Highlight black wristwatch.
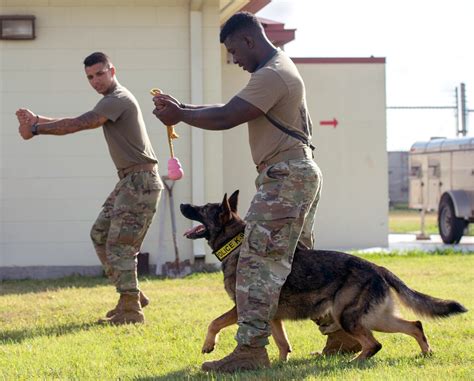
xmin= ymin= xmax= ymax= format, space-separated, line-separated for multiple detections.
xmin=31 ymin=123 xmax=39 ymax=136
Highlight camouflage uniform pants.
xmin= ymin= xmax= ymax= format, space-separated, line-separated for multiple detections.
xmin=235 ymin=158 xmax=323 ymax=347
xmin=90 ymin=170 xmax=163 ymax=295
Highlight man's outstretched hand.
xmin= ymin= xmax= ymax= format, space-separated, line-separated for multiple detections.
xmin=16 ymin=108 xmax=35 ymax=140
xmin=16 ymin=108 xmax=35 ymax=124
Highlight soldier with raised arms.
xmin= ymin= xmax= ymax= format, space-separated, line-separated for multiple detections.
xmin=17 ymin=52 xmax=163 ymax=325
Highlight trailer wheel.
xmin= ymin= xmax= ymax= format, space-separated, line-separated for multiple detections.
xmin=438 ymin=195 xmax=466 ymax=244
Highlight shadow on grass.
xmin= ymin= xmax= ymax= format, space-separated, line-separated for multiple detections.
xmin=0 ymin=321 xmax=99 ymax=344
xmin=133 ymin=355 xmax=377 ymax=381
xmin=0 ymin=276 xmax=108 ymax=296
xmin=0 ymin=275 xmax=159 ymax=296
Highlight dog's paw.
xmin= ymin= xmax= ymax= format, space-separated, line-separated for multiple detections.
xmin=201 ymin=342 xmax=216 ymax=354
xmin=279 ymin=352 xmax=290 ymax=362
xmin=421 ymin=349 xmax=433 ymax=357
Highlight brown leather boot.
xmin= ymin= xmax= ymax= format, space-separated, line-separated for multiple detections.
xmin=99 ymin=293 xmax=144 ymax=325
xmin=201 ymin=345 xmax=270 ymax=373
xmin=105 ymin=291 xmax=149 ymax=318
xmin=321 ymin=329 xmax=362 ymax=355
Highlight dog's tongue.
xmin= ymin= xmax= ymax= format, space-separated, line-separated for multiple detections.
xmin=184 ymin=224 xmax=206 ymax=238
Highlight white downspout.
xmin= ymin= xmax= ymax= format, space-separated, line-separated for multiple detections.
xmin=190 ymin=1 xmax=206 ymax=258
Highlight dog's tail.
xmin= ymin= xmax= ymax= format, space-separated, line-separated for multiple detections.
xmin=379 ymin=266 xmax=467 ymax=318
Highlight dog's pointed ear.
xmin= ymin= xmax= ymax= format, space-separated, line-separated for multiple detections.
xmin=220 ymin=193 xmax=232 ymax=223
xmin=221 ymin=193 xmax=231 ymax=214
xmin=228 ymin=190 xmax=239 ymax=212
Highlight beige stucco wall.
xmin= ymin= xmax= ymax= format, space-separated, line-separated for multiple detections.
xmin=0 ymin=0 xmax=224 ymax=275
xmin=297 ymin=62 xmax=388 ymax=249
xmin=1 ymin=1 xmax=387 ymax=278
xmin=221 ymin=54 xmax=389 ymax=250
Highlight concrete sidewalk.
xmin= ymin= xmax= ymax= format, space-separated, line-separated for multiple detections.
xmin=359 ymin=234 xmax=474 ymax=253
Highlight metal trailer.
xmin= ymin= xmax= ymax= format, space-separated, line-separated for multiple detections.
xmin=409 ymin=137 xmax=474 ymax=243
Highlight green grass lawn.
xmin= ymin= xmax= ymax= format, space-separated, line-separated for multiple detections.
xmin=1 ymin=252 xmax=473 ymax=380
xmin=389 ymin=209 xmax=474 ymax=235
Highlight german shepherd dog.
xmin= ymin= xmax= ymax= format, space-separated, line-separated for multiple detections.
xmin=180 ymin=190 xmax=467 ymax=361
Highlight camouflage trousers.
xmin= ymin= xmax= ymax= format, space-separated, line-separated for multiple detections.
xmin=235 ymin=158 xmax=323 ymax=347
xmin=90 ymin=169 xmax=163 ymax=295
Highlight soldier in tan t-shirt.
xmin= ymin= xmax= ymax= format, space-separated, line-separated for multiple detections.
xmin=17 ymin=52 xmax=163 ymax=325
xmin=152 ymin=12 xmax=357 ymax=373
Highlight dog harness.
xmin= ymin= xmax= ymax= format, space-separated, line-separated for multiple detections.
xmin=213 ymin=232 xmax=245 ymax=261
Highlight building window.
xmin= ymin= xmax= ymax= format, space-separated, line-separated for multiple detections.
xmin=0 ymin=15 xmax=36 ymax=40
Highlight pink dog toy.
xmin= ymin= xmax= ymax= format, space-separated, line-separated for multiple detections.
xmin=151 ymin=88 xmax=184 ymax=180
xmin=168 ymin=157 xmax=183 ymax=180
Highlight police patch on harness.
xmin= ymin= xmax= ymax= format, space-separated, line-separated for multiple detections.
xmin=213 ymin=232 xmax=245 ymax=261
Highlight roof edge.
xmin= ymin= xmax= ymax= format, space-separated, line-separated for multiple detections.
xmin=292 ymin=57 xmax=386 ymax=64
xmin=240 ymin=0 xmax=272 ymax=14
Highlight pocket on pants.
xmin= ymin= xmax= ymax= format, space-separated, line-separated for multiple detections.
xmin=116 ymin=212 xmax=149 ymax=247
xmin=245 ymin=216 xmax=297 ymax=262
xmin=245 ymin=222 xmax=270 ymax=257
xmin=128 ymin=171 xmax=164 ymax=192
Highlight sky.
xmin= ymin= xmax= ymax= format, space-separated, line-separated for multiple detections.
xmin=257 ymin=0 xmax=473 ymax=151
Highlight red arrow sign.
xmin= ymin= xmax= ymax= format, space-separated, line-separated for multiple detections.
xmin=319 ymin=118 xmax=338 ymax=128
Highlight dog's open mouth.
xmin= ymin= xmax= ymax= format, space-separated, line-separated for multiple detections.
xmin=184 ymin=224 xmax=208 ymax=239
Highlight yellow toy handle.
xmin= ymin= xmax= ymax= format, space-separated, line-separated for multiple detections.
xmin=150 ymin=88 xmax=179 ymax=158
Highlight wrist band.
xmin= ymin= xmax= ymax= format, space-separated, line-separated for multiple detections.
xmin=31 ymin=123 xmax=39 ymax=136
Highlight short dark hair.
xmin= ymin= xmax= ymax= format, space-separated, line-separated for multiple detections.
xmin=83 ymin=52 xmax=111 ymax=67
xmin=220 ymin=11 xmax=262 ymax=43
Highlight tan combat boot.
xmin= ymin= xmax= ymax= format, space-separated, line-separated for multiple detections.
xmin=105 ymin=291 xmax=149 ymax=318
xmin=201 ymin=345 xmax=270 ymax=373
xmin=100 ymin=293 xmax=145 ymax=325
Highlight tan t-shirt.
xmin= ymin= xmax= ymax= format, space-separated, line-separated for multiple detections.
xmin=93 ymin=83 xmax=158 ymax=170
xmin=236 ymin=50 xmax=313 ymax=165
